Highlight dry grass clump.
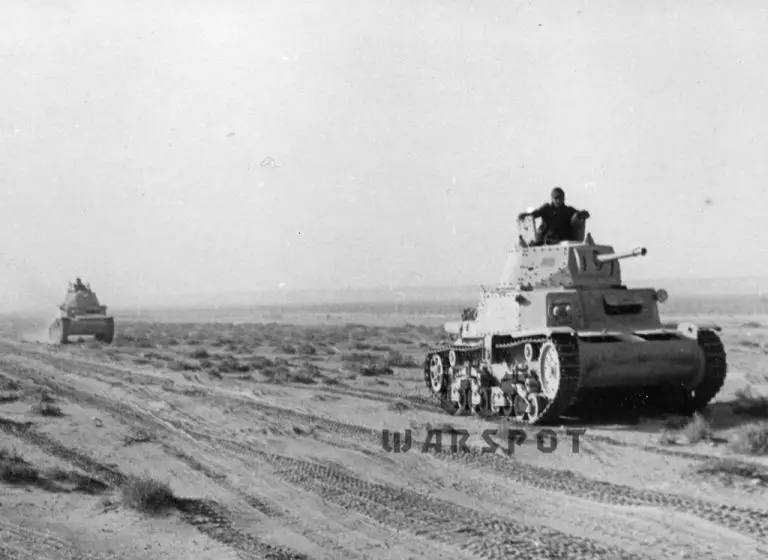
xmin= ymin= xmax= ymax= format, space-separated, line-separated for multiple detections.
xmin=0 ymin=377 xmax=23 ymax=403
xmin=388 ymin=399 xmax=411 ymax=412
xmin=0 ymin=447 xmax=39 ymax=484
xmin=658 ymin=412 xmax=715 ymax=446
xmin=385 ymin=350 xmax=420 ymax=368
xmin=728 ymin=422 xmax=768 ymax=456
xmin=694 ymin=457 xmax=768 ymax=486
xmin=1 ymin=448 xmax=108 ymax=494
xmin=31 ymin=391 xmax=64 ymax=417
xmin=120 ymin=473 xmax=177 ymax=514
xmin=0 ymin=391 xmax=22 ymax=404
xmin=681 ymin=412 xmax=714 ymax=443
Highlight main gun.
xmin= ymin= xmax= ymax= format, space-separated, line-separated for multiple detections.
xmin=594 ymin=247 xmax=647 ymax=264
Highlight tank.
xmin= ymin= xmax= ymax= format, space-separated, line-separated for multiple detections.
xmin=422 ymin=215 xmax=727 ymax=425
xmin=48 ymin=281 xmax=115 ymax=344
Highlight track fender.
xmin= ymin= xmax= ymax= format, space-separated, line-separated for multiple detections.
xmin=674 ymin=321 xmax=723 ymax=340
xmin=513 ymin=327 xmax=577 ymax=338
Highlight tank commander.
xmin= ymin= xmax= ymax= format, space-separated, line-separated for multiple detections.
xmin=517 ymin=187 xmax=590 ymax=245
xmin=73 ymin=277 xmax=87 ymax=292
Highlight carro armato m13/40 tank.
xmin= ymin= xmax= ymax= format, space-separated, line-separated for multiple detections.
xmin=49 ymin=281 xmax=115 ymax=345
xmin=422 ymin=215 xmax=727 ymax=425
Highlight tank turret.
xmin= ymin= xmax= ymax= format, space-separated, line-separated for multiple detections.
xmin=421 ymin=210 xmax=727 ymax=425
xmin=499 ymin=217 xmax=649 ymax=291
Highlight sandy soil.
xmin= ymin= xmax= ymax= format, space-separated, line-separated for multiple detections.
xmin=1 ymin=306 xmax=767 ymax=559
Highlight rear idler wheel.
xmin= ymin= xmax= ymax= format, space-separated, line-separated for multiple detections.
xmin=690 ymin=330 xmax=728 ymax=411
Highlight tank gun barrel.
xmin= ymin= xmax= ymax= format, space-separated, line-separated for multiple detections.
xmin=594 ymin=247 xmax=647 ymax=263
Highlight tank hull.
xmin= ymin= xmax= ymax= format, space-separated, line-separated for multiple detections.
xmin=423 ymin=325 xmax=726 ymax=425
xmin=49 ymin=315 xmax=115 ymax=344
xmin=67 ymin=315 xmax=115 ymax=337
xmin=577 ymin=336 xmax=703 ymax=389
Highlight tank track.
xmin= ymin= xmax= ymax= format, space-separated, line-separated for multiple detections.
xmin=691 ymin=329 xmax=728 ymax=411
xmin=423 ymin=333 xmax=581 ymax=425
xmin=548 ymin=328 xmax=728 ymax=420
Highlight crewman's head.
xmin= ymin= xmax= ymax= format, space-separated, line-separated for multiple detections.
xmin=551 ymin=187 xmax=565 ymax=208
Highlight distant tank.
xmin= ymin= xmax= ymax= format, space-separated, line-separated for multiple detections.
xmin=48 ymin=280 xmax=115 ymax=344
xmin=423 ymin=214 xmax=727 ymax=424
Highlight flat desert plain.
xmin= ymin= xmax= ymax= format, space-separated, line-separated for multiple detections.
xmin=1 ymin=295 xmax=768 ymax=559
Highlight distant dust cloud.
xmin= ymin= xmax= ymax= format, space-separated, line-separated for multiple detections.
xmin=0 ymin=255 xmax=61 ymax=341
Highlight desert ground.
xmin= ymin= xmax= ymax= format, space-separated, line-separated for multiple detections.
xmin=1 ymin=295 xmax=768 ymax=559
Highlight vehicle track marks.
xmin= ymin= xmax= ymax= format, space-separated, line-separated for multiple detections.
xmin=0 ymin=416 xmax=311 ymax=560
xmin=3 ymin=342 xmax=753 ymax=466
xmin=3 ymin=350 xmax=767 ymax=544
xmin=218 ymin=397 xmax=768 ymax=541
xmin=144 ymin=417 xmax=648 ymax=560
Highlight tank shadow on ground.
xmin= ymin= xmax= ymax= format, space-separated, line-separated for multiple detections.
xmin=569 ymin=400 xmax=767 ymax=436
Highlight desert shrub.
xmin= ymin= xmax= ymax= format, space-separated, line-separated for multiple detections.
xmin=188 ymin=348 xmax=210 ymax=359
xmin=386 ymin=350 xmax=420 ymax=369
xmin=114 ymin=334 xmax=155 ymax=348
xmin=121 ymin=474 xmax=176 ymax=514
xmin=263 ymin=363 xmax=292 ymax=379
xmin=0 ymin=392 xmax=22 ymax=404
xmin=681 ymin=412 xmax=713 ymax=443
xmin=31 ymin=392 xmax=64 ymax=417
xmin=695 ymin=458 xmax=768 ymax=484
xmin=386 ymin=336 xmax=414 ymax=345
xmin=0 ymin=448 xmax=39 ymax=484
xmin=290 ymin=373 xmax=318 ymax=384
xmin=360 ymin=365 xmax=394 ymax=377
xmin=729 ymin=422 xmax=768 ymax=455
xmin=249 ymin=356 xmax=275 ymax=369
xmin=215 ymin=355 xmax=251 ymax=374
xmin=297 ymin=343 xmax=317 ymax=355
xmin=168 ymin=360 xmax=200 ymax=372
xmin=341 ymin=352 xmax=382 ymax=365
xmin=0 ymin=378 xmax=21 ymax=391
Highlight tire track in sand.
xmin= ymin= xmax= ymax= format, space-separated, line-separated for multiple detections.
xmin=0 ymin=416 xmax=309 ymax=560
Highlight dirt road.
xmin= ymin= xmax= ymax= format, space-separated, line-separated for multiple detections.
xmin=1 ymin=325 xmax=767 ymax=559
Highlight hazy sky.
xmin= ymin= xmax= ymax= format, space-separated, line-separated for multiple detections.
xmin=2 ymin=0 xmax=767 ymax=308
